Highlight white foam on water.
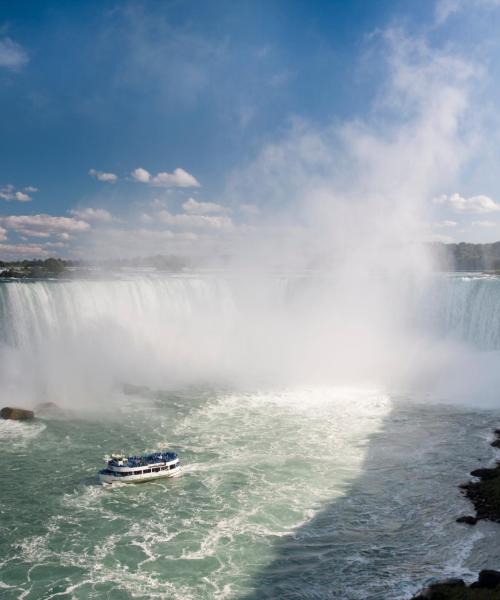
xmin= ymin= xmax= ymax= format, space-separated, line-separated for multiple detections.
xmin=0 ymin=419 xmax=46 ymax=451
xmin=5 ymin=385 xmax=500 ymax=599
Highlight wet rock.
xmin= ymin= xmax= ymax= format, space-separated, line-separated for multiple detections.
xmin=466 ymin=464 xmax=500 ymax=522
xmin=456 ymin=515 xmax=477 ymax=525
xmin=470 ymin=569 xmax=500 ymax=589
xmin=412 ymin=428 xmax=500 ymax=599
xmin=470 ymin=467 xmax=499 ymax=480
xmin=0 ymin=406 xmax=34 ymax=420
xmin=34 ymin=401 xmax=60 ymax=414
xmin=411 ymin=578 xmax=466 ymax=599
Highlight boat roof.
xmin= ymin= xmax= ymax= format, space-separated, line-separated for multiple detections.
xmin=108 ymin=450 xmax=177 ymax=468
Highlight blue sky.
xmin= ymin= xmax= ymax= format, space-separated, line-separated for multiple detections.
xmin=2 ymin=0 xmax=500 ymax=259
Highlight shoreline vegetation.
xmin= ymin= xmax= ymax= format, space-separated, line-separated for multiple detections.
xmin=3 ymin=242 xmax=500 ymax=278
xmin=0 ymin=255 xmax=190 ymax=279
xmin=411 ymin=429 xmax=500 ymax=599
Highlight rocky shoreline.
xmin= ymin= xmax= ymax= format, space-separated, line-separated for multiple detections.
xmin=458 ymin=430 xmax=500 ymax=525
xmin=411 ymin=428 xmax=500 ymax=599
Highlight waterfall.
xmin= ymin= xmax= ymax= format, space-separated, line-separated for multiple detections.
xmin=424 ymin=274 xmax=500 ymax=350
xmin=0 ymin=272 xmax=498 ymax=409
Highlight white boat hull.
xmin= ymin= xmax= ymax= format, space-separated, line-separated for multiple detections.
xmin=99 ymin=465 xmax=182 ymax=484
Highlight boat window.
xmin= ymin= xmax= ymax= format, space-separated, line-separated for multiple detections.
xmin=169 ymin=464 xmax=177 ymax=470
xmin=153 ymin=467 xmax=160 ymax=472
xmin=143 ymin=468 xmax=151 ymax=474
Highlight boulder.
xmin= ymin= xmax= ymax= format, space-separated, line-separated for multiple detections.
xmin=34 ymin=402 xmax=60 ymax=414
xmin=411 ymin=578 xmax=466 ymax=599
xmin=470 ymin=467 xmax=499 ymax=480
xmin=456 ymin=515 xmax=477 ymax=525
xmin=0 ymin=406 xmax=34 ymax=420
xmin=470 ymin=570 xmax=500 ymax=589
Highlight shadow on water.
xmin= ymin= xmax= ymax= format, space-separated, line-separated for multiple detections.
xmin=241 ymin=402 xmax=500 ymax=600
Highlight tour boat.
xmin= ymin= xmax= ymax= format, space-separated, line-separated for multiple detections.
xmin=98 ymin=450 xmax=181 ymax=484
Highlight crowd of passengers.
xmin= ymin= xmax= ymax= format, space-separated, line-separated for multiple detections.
xmin=109 ymin=451 xmax=177 ymax=467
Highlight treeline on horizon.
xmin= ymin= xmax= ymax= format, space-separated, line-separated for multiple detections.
xmin=1 ymin=244 xmax=500 ymax=277
xmin=433 ymin=241 xmax=500 ymax=271
xmin=0 ymin=255 xmax=190 ymax=278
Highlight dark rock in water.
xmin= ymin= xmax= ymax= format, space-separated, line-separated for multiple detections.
xmin=34 ymin=401 xmax=70 ymax=420
xmin=470 ymin=467 xmax=499 ymax=480
xmin=470 ymin=570 xmax=500 ymax=589
xmin=412 ymin=574 xmax=500 ymax=598
xmin=411 ymin=578 xmax=466 ymax=599
xmin=412 ymin=429 xmax=500 ymax=599
xmin=456 ymin=515 xmax=477 ymax=525
xmin=123 ymin=383 xmax=151 ymax=396
xmin=0 ymin=406 xmax=34 ymax=420
xmin=34 ymin=401 xmax=60 ymax=413
xmin=466 ymin=463 xmax=500 ymax=522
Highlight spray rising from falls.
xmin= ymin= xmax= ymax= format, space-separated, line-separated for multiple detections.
xmin=0 ymin=272 xmax=499 ymax=410
xmin=6 ymin=28 xmax=480 ymax=413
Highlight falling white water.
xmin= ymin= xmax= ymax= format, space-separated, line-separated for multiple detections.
xmin=0 ymin=272 xmax=499 ymax=411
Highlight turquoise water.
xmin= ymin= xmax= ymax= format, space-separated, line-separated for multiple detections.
xmin=1 ymin=386 xmax=500 ymax=599
xmin=2 ymin=275 xmax=500 ymax=598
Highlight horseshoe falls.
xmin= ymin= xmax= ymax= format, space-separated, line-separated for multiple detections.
xmin=1 ymin=273 xmax=500 ymax=600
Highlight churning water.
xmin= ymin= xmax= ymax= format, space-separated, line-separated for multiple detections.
xmin=1 ymin=273 xmax=500 ymax=599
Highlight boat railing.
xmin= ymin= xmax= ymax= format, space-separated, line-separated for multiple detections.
xmin=108 ymin=451 xmax=178 ymax=468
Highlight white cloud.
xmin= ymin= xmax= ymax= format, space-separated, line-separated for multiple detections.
xmin=0 ymin=226 xmax=7 ymax=242
xmin=17 ymin=229 xmax=51 ymax=239
xmin=89 ymin=169 xmax=118 ymax=183
xmin=435 ymin=0 xmax=500 ymax=24
xmin=433 ymin=193 xmax=500 ymax=213
xmin=132 ymin=167 xmax=200 ymax=188
xmin=472 ymin=220 xmax=497 ymax=227
xmin=182 ymin=197 xmax=226 ymax=214
xmin=239 ymin=203 xmax=260 ymax=216
xmin=15 ymin=191 xmax=30 ymax=201
xmin=153 ymin=169 xmax=200 ymax=187
xmin=87 ymin=227 xmax=207 ymax=259
xmin=131 ymin=167 xmax=151 ymax=183
xmin=139 ymin=213 xmax=154 ymax=224
xmin=0 ymin=215 xmax=91 ymax=237
xmin=0 ymin=184 xmax=37 ymax=202
xmin=427 ymin=233 xmax=455 ymax=243
xmin=435 ymin=0 xmax=463 ymax=24
xmin=0 ymin=37 xmax=28 ymax=70
xmin=44 ymin=241 xmax=67 ymax=248
xmin=157 ymin=210 xmax=233 ymax=230
xmin=70 ymin=207 xmax=114 ymax=222
xmin=0 ymin=243 xmax=48 ymax=257
xmin=432 ymin=220 xmax=457 ymax=228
